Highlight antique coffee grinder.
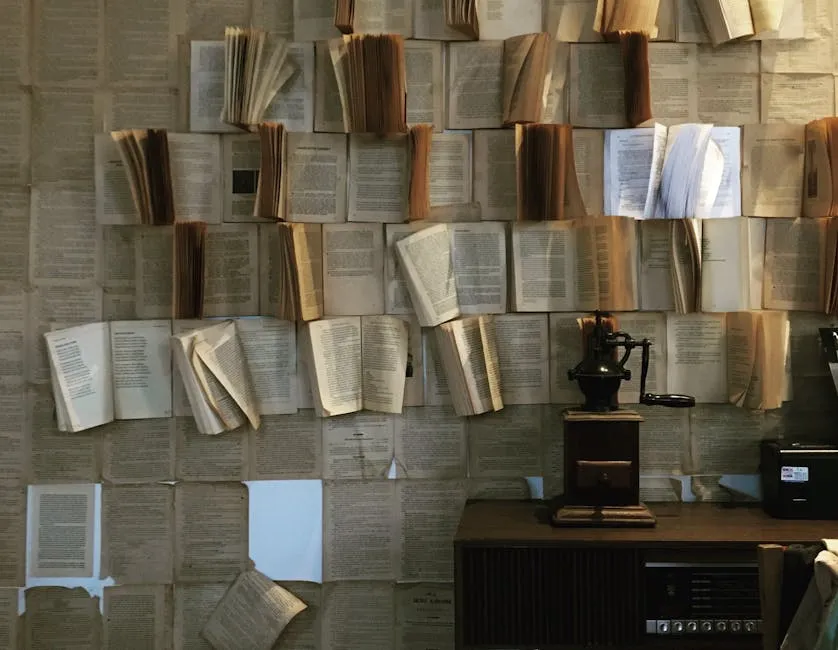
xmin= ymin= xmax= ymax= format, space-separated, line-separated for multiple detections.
xmin=553 ymin=311 xmax=695 ymax=528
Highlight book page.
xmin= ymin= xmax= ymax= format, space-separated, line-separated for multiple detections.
xmin=422 ymin=330 xmax=452 ymax=406
xmin=396 ymin=583 xmax=455 ymax=650
xmin=100 ymin=88 xmax=179 ymax=131
xmin=24 ymin=587 xmax=101 ymax=650
xmin=135 ymin=225 xmax=174 ymax=319
xmin=321 ymin=582 xmax=396 ymax=650
xmin=286 ymin=132 xmax=348 ymax=224
xmin=30 ymin=484 xmax=95 ymax=578
xmin=385 ymin=223 xmax=431 ymax=315
xmin=494 ymin=314 xmax=550 ymax=404
xmin=171 ymin=322 xmax=225 ymax=433
xmin=104 ymin=0 xmax=176 ymax=83
xmin=102 ymin=484 xmax=174 ymax=584
xmin=761 ymin=73 xmax=835 ymax=123
xmin=569 ymin=43 xmax=625 ymax=128
xmin=307 ymin=317 xmax=363 ymax=417
xmin=263 ymin=42 xmax=315 ymax=132
xmin=315 ymin=225 xmax=383 ymax=318
xmin=512 ymin=222 xmax=577 ymax=312
xmin=102 ymin=418 xmax=175 ymax=484
xmin=616 ymin=311 xmax=668 ymax=404
xmin=348 ymin=134 xmax=408 ymax=223
xmin=102 ymin=227 xmax=136 ymax=318
xmin=394 ymin=314 xmax=423 ymax=406
xmin=110 ymin=319 xmax=173 ymax=420
xmin=94 ymin=134 xmax=138 ymax=225
xmin=473 ymin=129 xmax=516 ymax=221
xmin=666 ymin=312 xmax=727 ymax=403
xmin=0 ymin=486 xmax=24 ymax=586
xmin=323 ymin=412 xmax=394 ymax=479
xmin=249 ymin=412 xmax=322 ymax=480
xmin=237 ymin=317 xmax=296 ymax=415
xmin=430 ymin=132 xmax=471 ymax=206
xmin=0 ymin=187 xmax=28 ymax=283
xmin=189 ymin=41 xmax=238 ymax=133
xmin=32 ymin=90 xmax=94 ymax=183
xmin=0 ymin=589 xmax=16 ymax=650
xmin=546 ymin=0 xmax=602 ymax=42
xmin=405 ymin=40 xmax=444 ymax=127
xmin=273 ymin=581 xmax=320 ymax=650
xmin=394 ymin=406 xmax=467 ymax=479
xmin=698 ymin=73 xmax=760 ymax=125
xmin=760 ymin=0 xmax=832 ymax=74
xmin=174 ymin=584 xmax=228 ymax=650
xmin=170 ymin=133 xmax=223 ymax=223
xmin=688 ymin=405 xmax=766 ymax=473
xmin=549 ymin=313 xmax=586 ymax=404
xmin=452 ymin=222 xmax=507 ymax=315
xmin=573 ymin=128 xmax=605 ymax=217
xmin=413 ymin=0 xmax=471 ymax=39
xmin=398 ymin=479 xmax=467 ymax=581
xmin=763 ymin=218 xmax=826 ymax=311
xmin=447 ymin=42 xmax=504 ymax=129
xmin=638 ymin=220 xmax=675 ymax=312
xmin=467 ymin=406 xmax=543 ymax=477
xmin=594 ymin=217 xmax=639 ymax=312
xmin=543 ymin=42 xmax=570 ymax=124
xmin=104 ymin=585 xmax=173 ymax=650
xmin=637 ymin=405 xmax=689 ymax=473
xmin=726 ymin=311 xmax=758 ymax=407
xmin=323 ymin=480 xmax=397 ymax=581
xmin=44 ymin=322 xmax=113 ymax=432
xmin=202 ymin=569 xmax=307 ymax=650
xmin=362 ymin=315 xmax=408 ymax=413
xmin=701 ymin=218 xmax=751 ymax=312
xmin=175 ymin=418 xmax=248 ymax=482
xmin=221 ymin=134 xmax=260 ymax=223
xmin=174 ymin=482 xmax=249 ymax=583
xmin=450 ymin=317 xmax=500 ymax=414
xmin=293 ymin=0 xmax=339 ymax=40
xmin=476 ymin=0 xmax=543 ymax=39
xmin=649 ymin=43 xmax=698 ymax=123
xmin=204 ymin=224 xmax=259 ymax=317
xmin=32 ymin=0 xmax=98 ymax=81
xmin=313 ymin=41 xmax=346 ymax=133
xmin=185 ymin=0 xmax=248 ymax=39
xmin=742 ymin=124 xmax=804 ymax=218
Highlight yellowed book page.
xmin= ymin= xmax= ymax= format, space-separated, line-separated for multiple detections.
xmin=293 ymin=223 xmax=324 ymax=321
xmin=446 ymin=41 xmax=504 ymax=129
xmin=473 ymin=129 xmax=517 ymax=221
xmin=323 ymin=412 xmax=394 ymax=479
xmin=476 ymin=0 xmax=543 ymax=40
xmin=347 ymin=134 xmax=409 ymax=223
xmin=569 ymin=43 xmax=626 ymax=128
xmin=636 ymin=405 xmax=689 ymax=474
xmin=755 ymin=311 xmax=789 ymax=410
xmin=25 ymin=587 xmax=101 ymax=650
xmin=307 ymin=317 xmax=363 ymax=417
xmin=595 ymin=0 xmax=661 ymax=36
xmin=467 ymin=406 xmax=543 ymax=477
xmin=361 ymin=315 xmax=408 ymax=413
xmin=405 ymin=40 xmax=444 ymax=128
xmin=676 ymin=0 xmax=710 ymax=41
xmin=450 ymin=318 xmax=496 ymax=414
xmin=479 ymin=315 xmax=504 ymax=411
xmin=313 ymin=41 xmax=347 ymax=133
xmin=725 ymin=311 xmax=758 ymax=407
xmin=763 ymin=218 xmax=826 ymax=311
xmin=760 ymin=0 xmax=832 ymax=73
xmin=750 ymin=0 xmax=784 ymax=31
xmin=0 ymin=485 xmax=25 ymax=586
xmin=33 ymin=0 xmax=100 ymax=84
xmin=494 ymin=314 xmax=550 ymax=404
xmin=321 ymin=582 xmax=396 ymax=649
xmin=741 ymin=124 xmax=804 ymax=218
xmin=696 ymin=0 xmax=753 ymax=44
xmin=760 ymin=73 xmax=835 ymax=124
xmin=174 ymin=584 xmax=228 ymax=650
xmin=572 ymin=128 xmax=604 ymax=216
xmin=698 ymin=73 xmax=759 ymax=125
xmin=648 ymin=43 xmax=698 ymax=124
xmin=396 ymin=583 xmax=454 ymax=650
xmin=616 ymin=312 xmax=667 ymax=404
xmin=653 ymin=0 xmax=677 ymax=40
xmin=384 ymin=222 xmax=432 ymax=314
xmin=248 ymin=412 xmax=322 ymax=480
xmin=0 ymin=589 xmax=16 ymax=650
xmin=430 ymin=132 xmax=471 ymax=206
xmin=803 ymin=121 xmax=833 ymax=219
xmin=175 ymin=417 xmax=248 ymax=482
xmin=394 ymin=406 xmax=467 ymax=479
xmin=545 ymin=0 xmax=603 ymax=42
xmin=285 ymin=132 xmax=348 ymax=224
xmin=595 ymin=217 xmax=639 ymax=312
xmin=104 ymin=585 xmax=173 ymax=650
xmin=501 ymin=34 xmax=537 ymax=124
xmin=413 ymin=0 xmax=470 ymax=39
xmin=30 ymin=484 xmax=95 ymax=578
xmin=666 ymin=312 xmax=727 ymax=403
xmin=322 ymin=223 xmax=386 ymax=316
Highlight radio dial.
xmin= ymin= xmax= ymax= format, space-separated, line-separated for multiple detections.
xmin=716 ymin=621 xmax=728 ymax=633
xmin=744 ymin=621 xmax=757 ymax=633
xmin=657 ymin=621 xmax=670 ymax=634
xmin=686 ymin=621 xmax=698 ymax=633
xmin=672 ymin=621 xmax=684 ymax=634
xmin=730 ymin=620 xmax=742 ymax=633
xmin=700 ymin=621 xmax=713 ymax=633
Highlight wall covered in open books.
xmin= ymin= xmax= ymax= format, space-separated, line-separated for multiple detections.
xmin=3 ymin=0 xmax=838 ymax=646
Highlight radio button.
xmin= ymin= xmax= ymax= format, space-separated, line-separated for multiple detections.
xmin=744 ymin=621 xmax=757 ymax=633
xmin=716 ymin=621 xmax=728 ymax=633
xmin=700 ymin=621 xmax=713 ymax=633
xmin=686 ymin=621 xmax=698 ymax=633
xmin=657 ymin=621 xmax=671 ymax=634
xmin=671 ymin=621 xmax=684 ymax=634
xmin=730 ymin=620 xmax=742 ymax=633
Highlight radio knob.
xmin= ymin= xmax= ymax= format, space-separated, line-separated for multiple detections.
xmin=716 ymin=621 xmax=728 ymax=633
xmin=686 ymin=621 xmax=698 ymax=633
xmin=701 ymin=621 xmax=713 ymax=633
xmin=730 ymin=620 xmax=742 ymax=633
xmin=657 ymin=621 xmax=671 ymax=634
xmin=744 ymin=621 xmax=757 ymax=633
xmin=672 ymin=621 xmax=684 ymax=634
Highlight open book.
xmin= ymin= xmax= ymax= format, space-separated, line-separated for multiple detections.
xmin=394 ymin=222 xmax=507 ymax=327
xmin=173 ymin=222 xmax=207 ymax=319
xmin=696 ymin=0 xmax=785 ymax=45
xmin=221 ymin=27 xmax=296 ymax=128
xmin=171 ymin=320 xmax=260 ymax=434
xmin=515 ymin=123 xmax=587 ymax=221
xmin=254 ymin=122 xmax=287 ymax=220
xmin=594 ymin=0 xmax=661 ymax=36
xmin=329 ymin=34 xmax=408 ymax=134
xmin=267 ymin=222 xmax=323 ymax=322
xmin=408 ymin=124 xmax=433 ymax=220
xmin=726 ymin=310 xmax=789 ymax=411
xmin=305 ymin=316 xmax=408 ymax=416
xmin=803 ymin=118 xmax=838 ymax=218
xmin=110 ymin=130 xmax=175 ymax=225
xmin=502 ymin=33 xmax=554 ymax=125
xmin=44 ymin=321 xmax=173 ymax=432
xmin=445 ymin=0 xmax=478 ymax=38
xmin=434 ymin=316 xmax=503 ymax=416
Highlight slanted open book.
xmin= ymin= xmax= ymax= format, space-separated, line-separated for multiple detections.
xmin=221 ymin=27 xmax=296 ymax=128
xmin=435 ymin=316 xmax=503 ymax=417
xmin=254 ymin=122 xmax=287 ymax=220
xmin=696 ymin=0 xmax=785 ymax=45
xmin=516 ymin=123 xmax=586 ymax=221
xmin=265 ymin=222 xmax=323 ymax=322
xmin=594 ymin=0 xmax=661 ymax=36
xmin=304 ymin=316 xmax=408 ymax=417
xmin=173 ymin=222 xmax=207 ymax=319
xmin=171 ymin=320 xmax=260 ymax=434
xmin=329 ymin=34 xmax=408 ymax=134
xmin=44 ymin=321 xmax=173 ymax=432
xmin=445 ymin=0 xmax=478 ymax=38
xmin=111 ymin=129 xmax=175 ymax=225
xmin=803 ymin=118 xmax=838 ymax=218
xmin=395 ymin=222 xmax=507 ymax=327
xmin=502 ymin=33 xmax=555 ymax=125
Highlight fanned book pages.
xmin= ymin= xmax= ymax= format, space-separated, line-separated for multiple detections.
xmin=44 ymin=321 xmax=174 ymax=432
xmin=171 ymin=320 xmax=261 ymax=435
xmin=408 ymin=124 xmax=433 ymax=220
xmin=803 ymin=117 xmax=838 ymax=218
xmin=502 ymin=33 xmax=554 ymax=125
xmin=221 ymin=27 xmax=297 ymax=128
xmin=271 ymin=222 xmax=323 ymax=322
xmin=619 ymin=32 xmax=652 ymax=127
xmin=670 ymin=218 xmax=703 ymax=314
xmin=254 ymin=122 xmax=287 ymax=220
xmin=333 ymin=0 xmax=355 ymax=33
xmin=304 ymin=316 xmax=408 ymax=417
xmin=445 ymin=0 xmax=479 ymax=38
xmin=329 ymin=34 xmax=408 ymax=134
xmin=594 ymin=0 xmax=661 ymax=37
xmin=515 ymin=123 xmax=587 ymax=221
xmin=111 ymin=129 xmax=175 ymax=225
xmin=695 ymin=0 xmax=785 ymax=45
xmin=173 ymin=221 xmax=207 ymax=319
xmin=434 ymin=315 xmax=503 ymax=417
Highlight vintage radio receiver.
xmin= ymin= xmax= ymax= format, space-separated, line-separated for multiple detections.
xmin=645 ymin=562 xmax=761 ymax=637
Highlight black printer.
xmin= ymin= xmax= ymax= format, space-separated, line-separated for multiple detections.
xmin=761 ymin=440 xmax=838 ymax=520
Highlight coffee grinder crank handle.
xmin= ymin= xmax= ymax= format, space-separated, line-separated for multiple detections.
xmin=638 ymin=338 xmax=696 ymax=408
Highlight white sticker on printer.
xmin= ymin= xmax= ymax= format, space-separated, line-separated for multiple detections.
xmin=781 ymin=466 xmax=809 ymax=483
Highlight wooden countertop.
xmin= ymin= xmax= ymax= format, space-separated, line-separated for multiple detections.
xmin=455 ymin=500 xmax=838 ymax=547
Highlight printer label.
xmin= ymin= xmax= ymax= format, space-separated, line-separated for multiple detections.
xmin=781 ymin=466 xmax=809 ymax=483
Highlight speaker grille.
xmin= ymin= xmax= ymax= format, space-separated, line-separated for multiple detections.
xmin=458 ymin=545 xmax=644 ymax=647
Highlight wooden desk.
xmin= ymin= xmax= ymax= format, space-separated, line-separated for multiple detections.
xmin=454 ymin=500 xmax=838 ymax=650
